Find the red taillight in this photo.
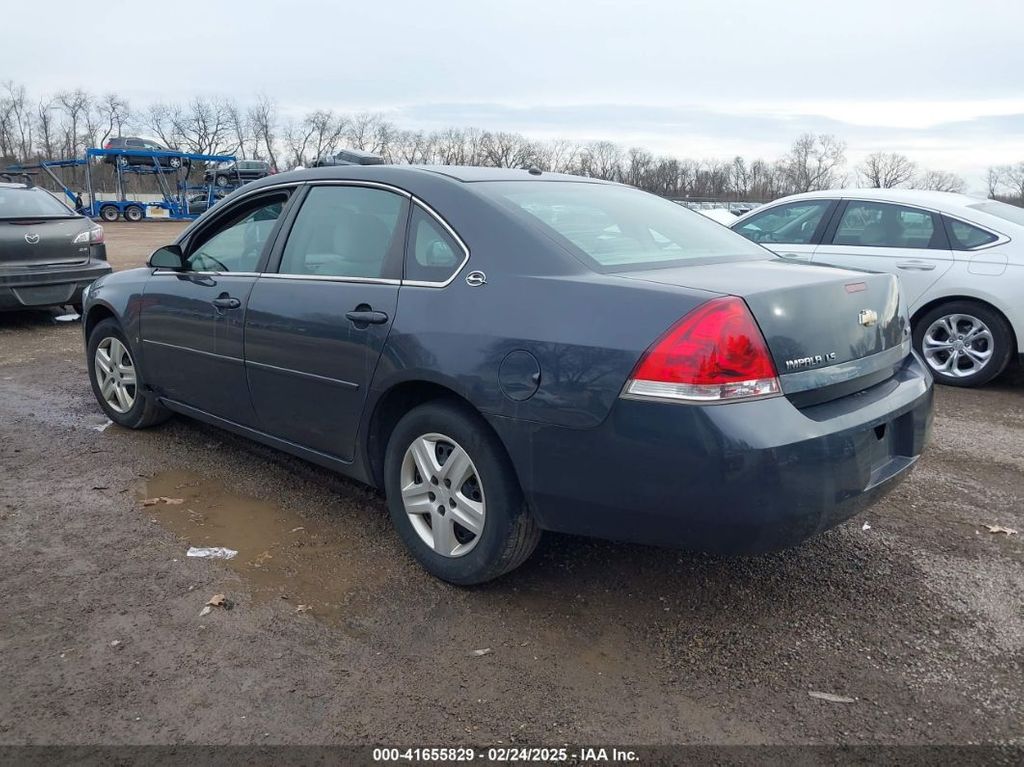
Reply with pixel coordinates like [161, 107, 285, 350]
[104, 141, 113, 149]
[624, 296, 780, 402]
[91, 224, 104, 244]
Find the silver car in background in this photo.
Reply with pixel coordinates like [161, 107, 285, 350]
[731, 189, 1024, 387]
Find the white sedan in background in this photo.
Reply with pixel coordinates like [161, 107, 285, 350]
[730, 189, 1024, 387]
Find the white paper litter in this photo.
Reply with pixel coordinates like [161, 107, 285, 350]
[186, 546, 237, 560]
[54, 313, 81, 322]
[93, 419, 113, 432]
[861, 522, 871, 531]
[808, 691, 856, 703]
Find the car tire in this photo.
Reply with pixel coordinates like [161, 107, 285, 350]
[124, 205, 144, 223]
[384, 400, 541, 585]
[168, 157, 182, 169]
[87, 319, 171, 429]
[913, 300, 1014, 387]
[215, 175, 228, 187]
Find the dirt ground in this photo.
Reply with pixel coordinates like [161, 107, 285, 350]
[1, 222, 1022, 746]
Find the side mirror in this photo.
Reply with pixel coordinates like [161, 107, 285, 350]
[148, 244, 186, 270]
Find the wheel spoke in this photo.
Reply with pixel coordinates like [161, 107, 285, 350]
[401, 481, 434, 516]
[410, 437, 442, 481]
[94, 348, 112, 375]
[100, 376, 116, 400]
[113, 382, 131, 411]
[109, 338, 125, 366]
[440, 445, 473, 488]
[431, 513, 455, 555]
[450, 495, 484, 535]
[120, 371, 137, 387]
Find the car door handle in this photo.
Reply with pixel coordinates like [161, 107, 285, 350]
[345, 309, 389, 325]
[896, 261, 936, 271]
[212, 296, 241, 309]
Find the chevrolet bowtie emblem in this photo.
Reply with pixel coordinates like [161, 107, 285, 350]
[859, 309, 878, 327]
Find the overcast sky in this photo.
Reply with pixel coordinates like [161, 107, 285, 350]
[5, 0, 1024, 191]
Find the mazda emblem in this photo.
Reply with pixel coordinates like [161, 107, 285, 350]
[24, 233, 40, 244]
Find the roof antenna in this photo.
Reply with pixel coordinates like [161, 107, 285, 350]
[527, 165, 542, 176]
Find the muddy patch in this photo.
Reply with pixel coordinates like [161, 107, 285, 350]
[138, 469, 372, 629]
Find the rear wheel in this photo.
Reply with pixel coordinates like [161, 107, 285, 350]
[87, 319, 171, 428]
[913, 300, 1013, 387]
[384, 400, 540, 585]
[99, 205, 119, 222]
[124, 205, 144, 223]
[215, 175, 229, 187]
[168, 156, 182, 169]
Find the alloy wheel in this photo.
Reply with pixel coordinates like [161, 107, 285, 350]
[400, 433, 485, 557]
[94, 336, 137, 414]
[922, 313, 994, 378]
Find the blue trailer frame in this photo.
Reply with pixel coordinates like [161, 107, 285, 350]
[7, 147, 237, 221]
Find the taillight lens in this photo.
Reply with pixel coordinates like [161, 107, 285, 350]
[623, 296, 781, 402]
[74, 224, 104, 245]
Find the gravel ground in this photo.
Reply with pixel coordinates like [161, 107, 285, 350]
[0, 222, 1021, 746]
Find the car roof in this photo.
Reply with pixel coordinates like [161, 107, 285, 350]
[771, 187, 986, 213]
[262, 164, 611, 187]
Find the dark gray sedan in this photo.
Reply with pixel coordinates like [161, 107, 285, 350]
[82, 166, 933, 584]
[0, 181, 110, 311]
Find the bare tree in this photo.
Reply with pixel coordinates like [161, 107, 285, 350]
[911, 169, 966, 194]
[785, 133, 846, 192]
[247, 95, 278, 168]
[985, 167, 1002, 198]
[54, 88, 92, 159]
[1, 81, 33, 161]
[997, 163, 1024, 202]
[857, 151, 916, 188]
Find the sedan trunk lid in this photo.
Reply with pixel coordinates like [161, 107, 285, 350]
[617, 258, 910, 404]
[0, 217, 92, 267]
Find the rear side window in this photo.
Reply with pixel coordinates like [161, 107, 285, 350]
[832, 201, 941, 249]
[479, 181, 765, 271]
[278, 185, 406, 279]
[945, 218, 998, 250]
[734, 200, 832, 245]
[405, 205, 464, 283]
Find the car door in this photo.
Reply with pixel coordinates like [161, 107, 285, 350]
[812, 199, 953, 311]
[140, 189, 293, 425]
[731, 199, 836, 261]
[244, 182, 409, 460]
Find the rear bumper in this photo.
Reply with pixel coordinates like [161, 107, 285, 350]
[0, 256, 111, 310]
[492, 353, 934, 553]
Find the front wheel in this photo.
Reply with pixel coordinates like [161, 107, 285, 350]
[124, 205, 144, 222]
[913, 301, 1014, 387]
[384, 400, 540, 585]
[87, 319, 171, 428]
[99, 205, 119, 222]
[215, 175, 229, 187]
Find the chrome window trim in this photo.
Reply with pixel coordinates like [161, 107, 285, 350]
[837, 197, 1010, 252]
[173, 179, 471, 288]
[404, 199, 471, 288]
[258, 273, 402, 286]
[151, 270, 262, 277]
[778, 338, 911, 395]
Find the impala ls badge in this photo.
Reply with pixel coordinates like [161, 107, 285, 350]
[859, 309, 878, 327]
[465, 270, 487, 287]
[785, 352, 838, 371]
[24, 233, 39, 244]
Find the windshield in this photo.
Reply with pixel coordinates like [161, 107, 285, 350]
[0, 187, 76, 219]
[968, 200, 1024, 227]
[478, 181, 767, 271]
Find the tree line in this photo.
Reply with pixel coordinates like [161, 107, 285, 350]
[0, 81, 1012, 203]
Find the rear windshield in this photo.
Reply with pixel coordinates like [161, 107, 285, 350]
[968, 200, 1024, 227]
[0, 188, 76, 219]
[478, 181, 767, 271]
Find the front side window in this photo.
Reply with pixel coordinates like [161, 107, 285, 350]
[479, 181, 766, 271]
[188, 195, 286, 272]
[832, 201, 939, 248]
[946, 218, 998, 250]
[279, 185, 406, 279]
[734, 200, 832, 245]
[405, 205, 464, 282]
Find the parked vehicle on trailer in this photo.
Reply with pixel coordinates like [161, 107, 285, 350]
[0, 181, 109, 311]
[82, 166, 933, 584]
[103, 137, 188, 169]
[731, 189, 1024, 387]
[185, 190, 227, 215]
[205, 160, 273, 187]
